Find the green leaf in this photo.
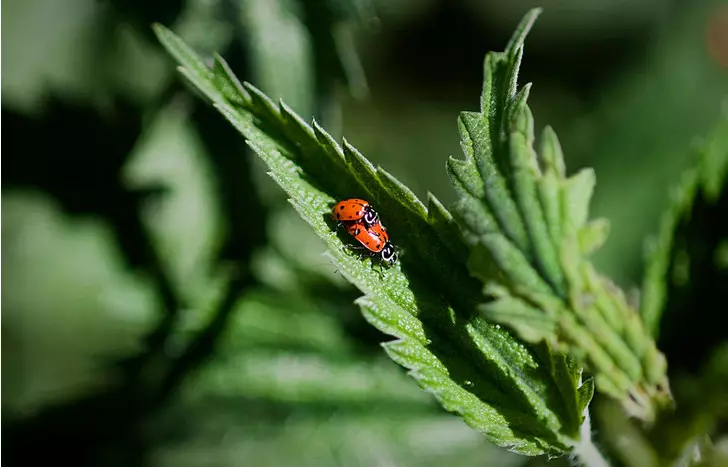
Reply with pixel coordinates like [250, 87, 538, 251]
[479, 293, 556, 343]
[578, 218, 610, 256]
[446, 8, 670, 423]
[507, 89, 566, 295]
[153, 12, 593, 455]
[577, 377, 595, 417]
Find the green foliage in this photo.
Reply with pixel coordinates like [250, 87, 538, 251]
[640, 111, 728, 336]
[594, 342, 728, 467]
[180, 289, 434, 407]
[651, 343, 728, 466]
[155, 407, 525, 467]
[236, 0, 371, 120]
[446, 8, 671, 423]
[4, 0, 727, 465]
[124, 101, 227, 306]
[153, 9, 596, 456]
[2, 192, 155, 414]
[567, 0, 727, 284]
[239, 0, 315, 117]
[6, 0, 727, 464]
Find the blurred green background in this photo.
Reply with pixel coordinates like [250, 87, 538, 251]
[3, 0, 727, 466]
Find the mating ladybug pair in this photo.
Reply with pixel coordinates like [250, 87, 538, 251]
[332, 198, 398, 266]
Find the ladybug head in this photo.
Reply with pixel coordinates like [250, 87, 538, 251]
[363, 208, 378, 226]
[381, 242, 397, 266]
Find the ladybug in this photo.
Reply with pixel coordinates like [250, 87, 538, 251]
[332, 198, 379, 227]
[344, 221, 398, 266]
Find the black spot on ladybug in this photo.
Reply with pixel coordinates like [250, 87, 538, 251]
[356, 211, 361, 216]
[339, 206, 344, 210]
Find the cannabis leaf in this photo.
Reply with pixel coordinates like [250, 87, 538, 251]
[446, 9, 670, 422]
[154, 9, 591, 456]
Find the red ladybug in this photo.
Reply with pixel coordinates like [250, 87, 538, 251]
[344, 221, 397, 266]
[332, 198, 379, 227]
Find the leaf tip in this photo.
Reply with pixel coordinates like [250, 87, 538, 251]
[151, 22, 169, 40]
[505, 7, 543, 54]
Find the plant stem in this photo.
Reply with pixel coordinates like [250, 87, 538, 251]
[573, 406, 611, 467]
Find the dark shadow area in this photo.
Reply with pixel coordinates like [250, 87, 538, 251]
[658, 182, 728, 375]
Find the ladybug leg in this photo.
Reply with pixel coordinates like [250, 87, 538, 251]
[343, 244, 369, 258]
[370, 259, 387, 277]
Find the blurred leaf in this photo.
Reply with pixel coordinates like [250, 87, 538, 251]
[180, 289, 353, 355]
[698, 436, 728, 467]
[172, 0, 234, 54]
[180, 289, 434, 407]
[187, 349, 432, 407]
[239, 0, 373, 127]
[594, 343, 728, 467]
[1, 191, 155, 416]
[105, 22, 172, 104]
[649, 343, 728, 466]
[240, 0, 314, 117]
[594, 398, 660, 467]
[152, 14, 596, 455]
[640, 112, 728, 336]
[2, 0, 108, 111]
[297, 0, 373, 101]
[3, 0, 177, 112]
[123, 101, 227, 307]
[154, 408, 526, 467]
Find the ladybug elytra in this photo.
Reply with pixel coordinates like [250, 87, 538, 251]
[332, 198, 379, 227]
